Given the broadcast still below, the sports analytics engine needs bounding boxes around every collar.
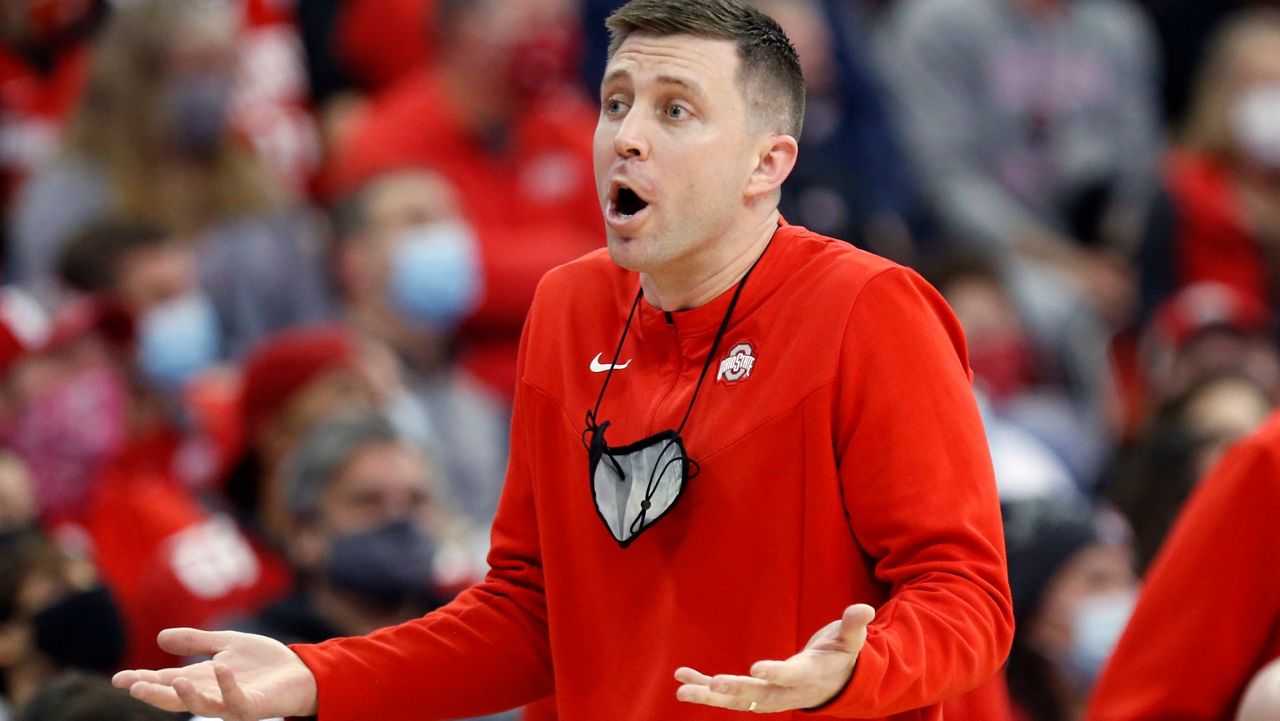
[635,220,789,337]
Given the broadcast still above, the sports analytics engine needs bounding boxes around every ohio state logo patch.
[716,342,757,384]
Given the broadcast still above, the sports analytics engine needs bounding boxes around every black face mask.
[32,586,126,673]
[324,519,439,608]
[584,252,761,548]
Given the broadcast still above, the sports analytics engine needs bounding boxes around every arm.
[1087,432,1280,721]
[818,266,1014,716]
[674,267,1013,717]
[289,311,554,721]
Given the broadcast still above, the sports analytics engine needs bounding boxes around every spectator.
[17,672,181,721]
[932,253,1108,491]
[330,169,512,533]
[237,414,475,644]
[1140,281,1280,408]
[1138,9,1280,319]
[1,296,293,672]
[1087,408,1280,720]
[0,529,127,714]
[1003,497,1138,721]
[326,0,602,400]
[10,0,333,356]
[879,0,1162,427]
[223,325,382,545]
[1110,372,1272,574]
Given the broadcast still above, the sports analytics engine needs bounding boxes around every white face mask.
[1064,588,1138,687]
[1232,84,1280,168]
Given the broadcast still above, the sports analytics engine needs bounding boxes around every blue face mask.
[388,221,483,331]
[137,292,221,390]
[1065,589,1137,687]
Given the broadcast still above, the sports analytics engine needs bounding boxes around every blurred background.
[1,0,1279,719]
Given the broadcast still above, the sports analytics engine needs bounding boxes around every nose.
[612,110,650,160]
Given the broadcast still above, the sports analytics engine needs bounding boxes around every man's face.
[594,33,762,275]
[320,442,437,536]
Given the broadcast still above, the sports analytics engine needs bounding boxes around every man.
[237,414,465,645]
[113,2,1013,719]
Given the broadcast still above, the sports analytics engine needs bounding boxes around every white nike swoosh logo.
[590,353,632,372]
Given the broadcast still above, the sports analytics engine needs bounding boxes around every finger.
[710,673,772,698]
[835,604,875,648]
[751,657,811,688]
[674,667,713,685]
[676,683,755,712]
[172,676,225,718]
[157,627,238,657]
[115,665,205,688]
[127,682,191,714]
[214,663,249,718]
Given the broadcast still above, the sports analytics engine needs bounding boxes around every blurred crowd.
[1,0,1280,719]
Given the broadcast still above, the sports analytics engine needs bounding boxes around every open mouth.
[611,184,650,218]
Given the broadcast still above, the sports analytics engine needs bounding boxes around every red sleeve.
[290,301,553,721]
[810,266,1014,717]
[1086,429,1280,721]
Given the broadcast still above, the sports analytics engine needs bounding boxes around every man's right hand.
[111,628,318,721]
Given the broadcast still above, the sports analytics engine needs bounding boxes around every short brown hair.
[606,0,805,139]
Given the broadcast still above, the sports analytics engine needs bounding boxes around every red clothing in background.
[292,223,1013,720]
[1166,151,1269,306]
[63,429,290,670]
[329,70,601,398]
[1087,410,1280,721]
[335,0,435,92]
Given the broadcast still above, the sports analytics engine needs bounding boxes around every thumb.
[157,628,237,657]
[835,604,875,650]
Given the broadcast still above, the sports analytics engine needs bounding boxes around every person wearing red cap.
[223,325,383,545]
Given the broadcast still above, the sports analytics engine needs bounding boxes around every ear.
[744,133,799,201]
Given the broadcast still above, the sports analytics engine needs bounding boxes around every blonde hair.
[63,0,280,233]
[1182,9,1280,159]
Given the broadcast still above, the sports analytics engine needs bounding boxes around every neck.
[640,210,779,311]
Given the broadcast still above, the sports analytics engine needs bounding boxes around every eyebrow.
[600,68,709,101]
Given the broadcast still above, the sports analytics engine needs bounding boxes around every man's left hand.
[674,604,875,714]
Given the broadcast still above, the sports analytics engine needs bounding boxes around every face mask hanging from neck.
[583,252,762,548]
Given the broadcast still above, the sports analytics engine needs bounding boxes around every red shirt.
[292,223,1013,720]
[1087,410,1280,720]
[68,429,290,670]
[329,70,602,399]
[1167,151,1270,306]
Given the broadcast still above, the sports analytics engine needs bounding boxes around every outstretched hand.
[111,628,318,721]
[675,604,875,714]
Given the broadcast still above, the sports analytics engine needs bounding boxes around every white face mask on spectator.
[1064,588,1138,687]
[1232,84,1280,168]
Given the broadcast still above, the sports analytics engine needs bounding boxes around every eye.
[603,96,630,117]
[664,102,691,120]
